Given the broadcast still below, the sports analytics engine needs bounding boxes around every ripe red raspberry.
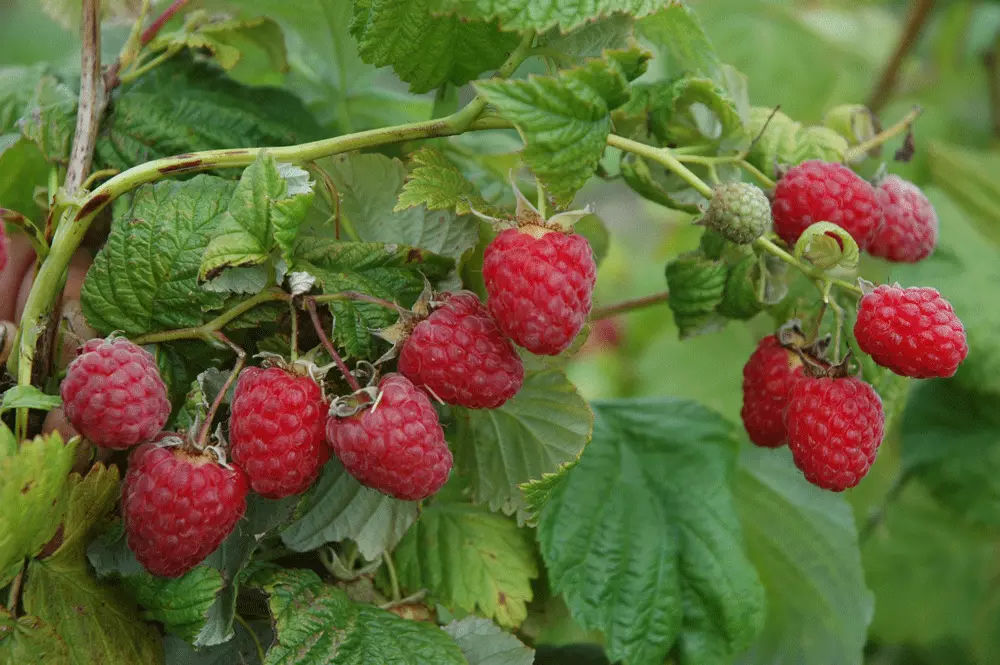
[868,175,938,263]
[60,337,171,449]
[326,374,452,501]
[785,376,884,491]
[772,160,882,249]
[483,227,596,356]
[741,335,804,448]
[854,284,968,378]
[398,291,523,409]
[229,366,329,499]
[123,438,248,577]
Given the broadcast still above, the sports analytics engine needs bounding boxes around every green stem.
[288,299,299,363]
[235,613,266,663]
[383,552,402,602]
[844,106,923,163]
[120,45,180,83]
[449,30,535,132]
[738,160,776,189]
[753,237,863,298]
[606,134,715,198]
[130,289,288,346]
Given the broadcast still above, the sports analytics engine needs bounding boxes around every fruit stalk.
[305,299,361,392]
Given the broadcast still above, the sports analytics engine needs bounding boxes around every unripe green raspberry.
[702,183,771,244]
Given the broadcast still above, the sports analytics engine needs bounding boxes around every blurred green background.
[3,1,1000,663]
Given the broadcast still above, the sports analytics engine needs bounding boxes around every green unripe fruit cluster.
[703,183,772,245]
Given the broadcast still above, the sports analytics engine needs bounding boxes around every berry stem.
[591,291,670,320]
[313,291,409,317]
[235,613,265,664]
[843,106,923,163]
[196,333,245,449]
[606,134,715,198]
[383,551,402,603]
[288,300,299,363]
[305,299,362,393]
[752,237,864,298]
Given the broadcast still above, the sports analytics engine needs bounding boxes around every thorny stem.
[591,291,670,320]
[235,613,266,664]
[305,299,362,392]
[844,106,923,163]
[63,0,102,194]
[867,0,935,114]
[196,333,245,449]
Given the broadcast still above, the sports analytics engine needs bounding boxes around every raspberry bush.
[0,2,995,664]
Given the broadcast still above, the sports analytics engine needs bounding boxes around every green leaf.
[252,567,466,664]
[474,53,642,204]
[618,151,701,214]
[18,75,76,164]
[88,521,225,643]
[396,147,488,216]
[0,432,76,574]
[443,616,535,665]
[393,501,538,628]
[148,15,289,74]
[888,187,1000,397]
[642,78,748,152]
[519,460,578,527]
[0,385,61,414]
[900,379,1000,527]
[537,398,765,665]
[163,618,272,665]
[0,134,49,222]
[0,65,46,133]
[451,369,593,523]
[200,153,315,281]
[351,0,519,94]
[537,14,635,62]
[426,0,671,33]
[23,464,163,665]
[735,446,872,665]
[637,3,723,82]
[0,610,71,665]
[292,238,453,358]
[793,221,860,271]
[664,252,728,338]
[927,141,1000,246]
[717,255,763,321]
[95,55,320,171]
[316,153,481,260]
[744,108,848,179]
[281,459,419,561]
[81,175,233,335]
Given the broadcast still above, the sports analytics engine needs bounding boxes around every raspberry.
[703,182,771,244]
[772,160,882,249]
[868,175,938,263]
[740,335,804,448]
[398,291,523,409]
[229,366,329,499]
[785,375,884,491]
[122,438,248,577]
[326,374,451,501]
[854,284,968,378]
[60,337,171,449]
[483,227,596,356]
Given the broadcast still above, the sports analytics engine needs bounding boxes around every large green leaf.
[393,501,538,628]
[637,3,723,82]
[251,567,466,664]
[292,238,453,358]
[22,465,163,665]
[0,610,70,665]
[351,0,519,93]
[0,65,46,133]
[315,153,481,260]
[0,134,48,221]
[451,369,593,523]
[95,56,320,171]
[0,432,76,574]
[81,175,233,335]
[475,52,644,204]
[199,153,314,281]
[147,16,289,75]
[743,108,848,179]
[280,459,419,560]
[537,398,765,665]
[443,617,535,665]
[735,446,872,665]
[427,0,671,32]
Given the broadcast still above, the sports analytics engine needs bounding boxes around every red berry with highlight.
[786,376,884,492]
[60,337,171,449]
[854,284,968,378]
[326,374,451,501]
[772,160,882,249]
[123,439,248,577]
[229,366,329,499]
[398,291,523,409]
[483,227,596,356]
[741,335,804,448]
[868,175,938,263]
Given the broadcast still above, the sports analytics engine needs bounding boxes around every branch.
[591,291,670,320]
[868,0,935,114]
[63,0,103,193]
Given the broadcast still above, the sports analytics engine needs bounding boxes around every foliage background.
[2,0,999,664]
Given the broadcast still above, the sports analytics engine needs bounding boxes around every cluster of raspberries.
[741,284,967,492]
[59,221,596,577]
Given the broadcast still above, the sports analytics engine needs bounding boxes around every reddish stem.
[140,0,192,45]
[590,291,670,321]
[196,332,245,448]
[306,299,362,392]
